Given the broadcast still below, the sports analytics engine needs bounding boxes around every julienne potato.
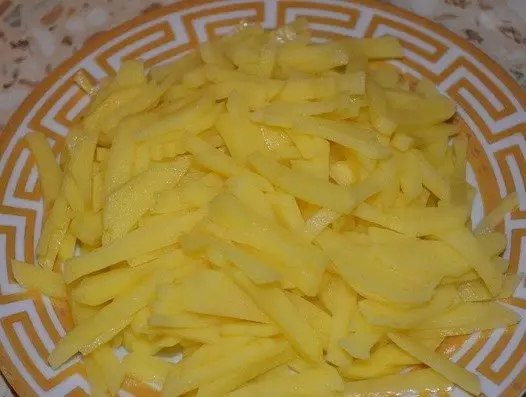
[12,19,521,396]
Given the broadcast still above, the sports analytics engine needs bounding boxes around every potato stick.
[457,274,521,302]
[74,70,96,95]
[151,51,201,84]
[49,270,175,368]
[156,270,269,323]
[163,338,289,396]
[189,234,280,285]
[25,131,62,206]
[92,344,125,395]
[358,286,459,329]
[415,301,519,331]
[123,352,171,391]
[476,232,507,257]
[177,337,253,371]
[254,112,390,160]
[349,37,404,59]
[339,331,383,361]
[72,251,184,305]
[279,74,364,102]
[473,192,519,235]
[317,229,438,305]
[325,278,356,368]
[36,196,72,269]
[11,260,66,298]
[343,368,452,396]
[219,323,280,337]
[208,193,327,296]
[103,157,190,242]
[226,175,276,220]
[197,348,294,397]
[185,134,274,192]
[84,355,109,397]
[62,174,85,214]
[68,129,98,208]
[366,80,397,136]
[229,269,323,363]
[227,365,344,397]
[412,149,451,201]
[293,117,391,160]
[266,191,304,232]
[388,333,481,396]
[70,211,102,246]
[58,232,76,262]
[116,60,146,86]
[98,82,164,137]
[134,96,214,141]
[286,292,331,350]
[408,123,458,146]
[248,152,356,213]
[149,313,224,329]
[354,203,465,237]
[303,208,341,242]
[64,210,203,283]
[277,42,349,73]
[450,135,468,206]
[104,115,156,196]
[437,228,502,296]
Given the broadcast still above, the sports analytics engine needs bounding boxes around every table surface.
[1,0,526,395]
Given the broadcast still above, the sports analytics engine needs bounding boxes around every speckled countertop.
[1,0,526,395]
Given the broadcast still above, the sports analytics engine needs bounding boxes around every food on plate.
[13,19,521,396]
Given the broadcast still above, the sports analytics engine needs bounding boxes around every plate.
[0,1,525,396]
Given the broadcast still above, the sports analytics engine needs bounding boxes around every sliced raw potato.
[198,348,294,397]
[11,260,66,298]
[229,269,323,363]
[155,270,269,323]
[248,152,358,213]
[317,230,442,305]
[474,192,519,235]
[64,210,204,283]
[103,157,190,242]
[437,228,503,296]
[415,301,520,332]
[162,338,290,396]
[286,292,331,350]
[388,333,481,396]
[25,131,62,206]
[49,270,175,368]
[228,364,344,397]
[358,286,460,329]
[457,274,521,302]
[343,368,452,396]
[123,352,171,391]
[208,193,327,296]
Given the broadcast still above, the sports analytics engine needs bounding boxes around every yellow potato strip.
[343,368,452,396]
[49,270,175,368]
[388,333,481,396]
[64,210,203,283]
[25,131,62,206]
[11,260,66,298]
[473,192,519,235]
[229,269,323,363]
[248,152,356,213]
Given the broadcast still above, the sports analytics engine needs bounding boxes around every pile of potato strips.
[13,20,521,397]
